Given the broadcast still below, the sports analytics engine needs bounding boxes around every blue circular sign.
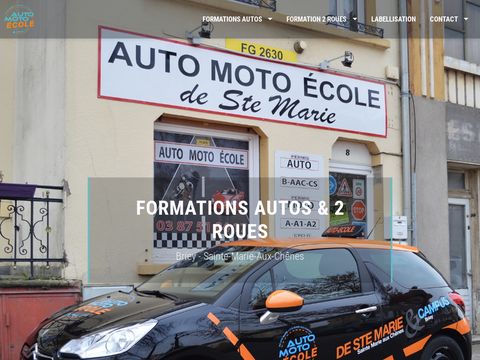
[329,175,337,195]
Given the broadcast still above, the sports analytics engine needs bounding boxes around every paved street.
[474,343,480,359]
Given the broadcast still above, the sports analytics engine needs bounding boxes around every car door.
[238,247,386,360]
[356,248,461,360]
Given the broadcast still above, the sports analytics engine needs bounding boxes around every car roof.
[220,238,418,252]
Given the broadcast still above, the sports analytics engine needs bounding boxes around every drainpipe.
[399,0,413,245]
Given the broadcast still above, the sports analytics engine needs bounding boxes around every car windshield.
[136,246,277,301]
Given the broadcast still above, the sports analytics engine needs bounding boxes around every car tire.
[420,335,464,360]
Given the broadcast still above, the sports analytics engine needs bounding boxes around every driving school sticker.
[3,4,35,34]
[278,326,318,360]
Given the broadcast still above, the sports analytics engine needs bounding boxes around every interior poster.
[275,151,325,239]
[154,130,250,250]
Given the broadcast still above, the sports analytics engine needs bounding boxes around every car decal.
[404,308,425,338]
[277,325,318,360]
[401,317,471,357]
[336,316,404,359]
[417,297,451,320]
[64,298,129,317]
[403,335,432,357]
[405,296,452,338]
[442,318,470,335]
[207,312,256,360]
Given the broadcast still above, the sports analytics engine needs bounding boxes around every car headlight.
[59,319,157,358]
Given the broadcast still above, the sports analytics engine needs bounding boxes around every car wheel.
[421,335,464,360]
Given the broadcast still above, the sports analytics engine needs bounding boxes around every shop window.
[329,141,373,235]
[153,123,259,263]
[329,172,368,229]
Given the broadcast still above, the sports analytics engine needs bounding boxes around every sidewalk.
[473,335,480,344]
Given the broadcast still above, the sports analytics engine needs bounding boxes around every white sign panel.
[352,178,365,199]
[99,27,387,137]
[154,141,248,169]
[275,151,326,239]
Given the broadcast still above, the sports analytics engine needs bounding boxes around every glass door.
[448,198,472,321]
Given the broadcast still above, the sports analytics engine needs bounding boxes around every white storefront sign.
[99,26,387,137]
[275,151,326,239]
[154,141,248,169]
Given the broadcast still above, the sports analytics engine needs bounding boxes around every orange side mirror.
[266,290,304,313]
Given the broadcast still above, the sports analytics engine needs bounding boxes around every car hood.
[36,291,200,355]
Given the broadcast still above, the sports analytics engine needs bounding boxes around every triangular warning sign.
[337,178,352,197]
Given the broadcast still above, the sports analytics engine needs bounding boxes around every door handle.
[355,306,378,315]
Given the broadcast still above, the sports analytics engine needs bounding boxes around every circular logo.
[3,4,35,35]
[351,200,366,221]
[278,326,318,360]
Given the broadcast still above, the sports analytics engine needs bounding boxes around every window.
[448,203,468,289]
[249,270,274,309]
[329,0,365,23]
[357,249,449,289]
[139,246,277,301]
[465,2,480,63]
[329,142,373,236]
[445,0,480,64]
[448,171,466,190]
[329,172,368,232]
[249,249,361,308]
[153,123,259,263]
[230,0,276,11]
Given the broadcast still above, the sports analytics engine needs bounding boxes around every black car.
[23,237,471,360]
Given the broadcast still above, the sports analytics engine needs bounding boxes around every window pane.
[343,0,355,17]
[448,172,465,190]
[357,249,448,289]
[445,28,465,59]
[449,204,468,288]
[444,0,463,20]
[329,172,368,232]
[357,0,365,23]
[249,271,274,309]
[330,0,337,14]
[341,0,364,21]
[466,2,480,64]
[138,246,276,301]
[272,249,361,303]
[329,0,365,29]
[153,129,252,256]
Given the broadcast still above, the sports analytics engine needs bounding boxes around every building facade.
[408,0,480,333]
[0,0,406,332]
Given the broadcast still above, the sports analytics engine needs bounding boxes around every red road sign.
[351,200,366,221]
